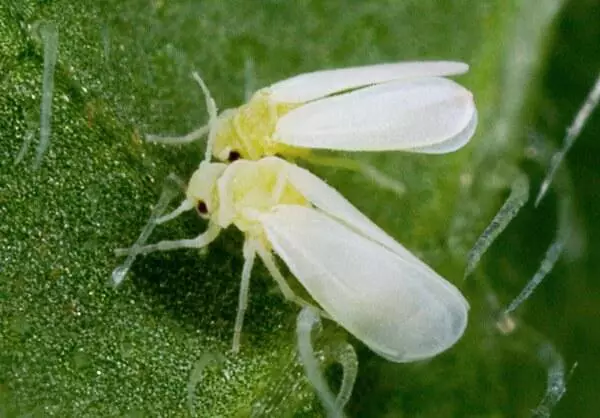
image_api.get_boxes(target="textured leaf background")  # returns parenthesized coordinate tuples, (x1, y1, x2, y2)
(1, 0, 598, 417)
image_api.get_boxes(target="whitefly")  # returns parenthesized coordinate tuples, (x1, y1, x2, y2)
(117, 157, 470, 363)
(148, 61, 478, 166)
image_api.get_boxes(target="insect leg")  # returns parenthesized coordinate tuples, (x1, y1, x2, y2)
(232, 239, 257, 353)
(191, 72, 219, 162)
(114, 222, 221, 256)
(255, 244, 314, 309)
(301, 154, 406, 198)
(145, 125, 210, 145)
(112, 173, 183, 285)
(154, 199, 194, 224)
(144, 71, 218, 150)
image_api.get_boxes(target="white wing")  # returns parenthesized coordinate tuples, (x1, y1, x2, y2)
(280, 158, 464, 297)
(283, 159, 414, 256)
(406, 107, 477, 154)
(268, 61, 469, 104)
(260, 205, 468, 362)
(275, 77, 476, 153)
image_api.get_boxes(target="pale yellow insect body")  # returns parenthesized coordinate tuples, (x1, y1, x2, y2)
(186, 157, 309, 247)
(211, 93, 307, 161)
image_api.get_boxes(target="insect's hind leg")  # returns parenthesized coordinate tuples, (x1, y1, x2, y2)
(232, 239, 257, 354)
(301, 154, 406, 199)
(255, 244, 320, 312)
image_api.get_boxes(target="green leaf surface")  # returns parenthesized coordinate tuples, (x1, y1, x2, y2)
(4, 0, 593, 417)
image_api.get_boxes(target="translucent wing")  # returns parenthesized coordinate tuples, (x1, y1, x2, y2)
(275, 77, 476, 153)
(282, 158, 453, 291)
(282, 158, 466, 297)
(283, 159, 417, 258)
(260, 205, 468, 362)
(268, 61, 469, 104)
(406, 107, 477, 154)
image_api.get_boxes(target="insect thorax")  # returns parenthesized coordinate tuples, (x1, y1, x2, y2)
(215, 158, 309, 246)
(212, 91, 309, 161)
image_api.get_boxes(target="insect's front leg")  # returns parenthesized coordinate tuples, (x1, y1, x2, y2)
(145, 125, 210, 145)
(190, 72, 221, 162)
(115, 223, 221, 256)
(144, 71, 219, 160)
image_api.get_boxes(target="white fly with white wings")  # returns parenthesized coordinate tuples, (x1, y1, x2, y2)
(119, 156, 468, 362)
(148, 61, 477, 162)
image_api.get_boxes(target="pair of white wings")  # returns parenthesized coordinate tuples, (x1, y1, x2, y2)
(267, 61, 477, 154)
(257, 158, 469, 362)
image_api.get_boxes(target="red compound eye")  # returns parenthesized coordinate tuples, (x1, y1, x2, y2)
(227, 150, 241, 162)
(196, 201, 208, 215)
